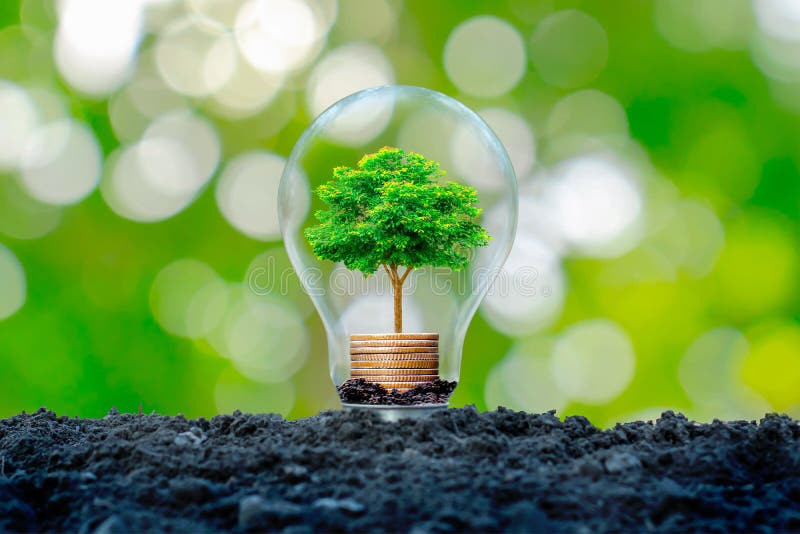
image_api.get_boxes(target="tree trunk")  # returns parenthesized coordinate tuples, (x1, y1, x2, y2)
(392, 267, 402, 333)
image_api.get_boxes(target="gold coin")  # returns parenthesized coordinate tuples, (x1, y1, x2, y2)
(350, 339, 438, 348)
(350, 353, 439, 361)
(350, 333, 439, 341)
(350, 346, 438, 355)
(350, 359, 439, 369)
(375, 381, 437, 390)
(351, 368, 437, 376)
(359, 375, 439, 383)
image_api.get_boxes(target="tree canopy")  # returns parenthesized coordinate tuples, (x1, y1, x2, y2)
(305, 146, 490, 276)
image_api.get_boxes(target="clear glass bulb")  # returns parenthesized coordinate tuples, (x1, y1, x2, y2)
(279, 85, 517, 417)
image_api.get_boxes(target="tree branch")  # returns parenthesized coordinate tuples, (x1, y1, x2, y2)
(399, 266, 412, 284)
(382, 264, 395, 283)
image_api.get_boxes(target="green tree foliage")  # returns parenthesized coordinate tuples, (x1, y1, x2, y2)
(305, 147, 490, 332)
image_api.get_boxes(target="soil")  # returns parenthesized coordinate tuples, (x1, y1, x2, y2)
(337, 379, 457, 405)
(1, 407, 800, 533)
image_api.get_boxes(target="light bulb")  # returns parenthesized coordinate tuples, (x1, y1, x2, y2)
(279, 85, 517, 418)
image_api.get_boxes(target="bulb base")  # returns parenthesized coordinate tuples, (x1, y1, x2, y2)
(341, 402, 448, 422)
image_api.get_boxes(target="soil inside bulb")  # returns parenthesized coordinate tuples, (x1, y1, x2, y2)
(337, 378, 457, 405)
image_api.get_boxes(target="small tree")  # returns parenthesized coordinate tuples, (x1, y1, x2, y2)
(305, 146, 490, 333)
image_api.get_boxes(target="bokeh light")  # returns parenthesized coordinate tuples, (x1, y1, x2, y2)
(0, 178, 62, 239)
(331, 0, 394, 43)
(668, 200, 725, 278)
(208, 286, 309, 384)
(0, 80, 39, 171)
(155, 15, 237, 98)
(481, 234, 565, 337)
(443, 16, 526, 98)
(714, 212, 798, 320)
(0, 244, 26, 320)
(54, 0, 143, 95)
(654, 0, 752, 52)
(530, 10, 608, 88)
(397, 105, 458, 172)
(235, 0, 333, 75)
(215, 151, 291, 241)
(143, 108, 220, 193)
(546, 90, 629, 150)
(19, 118, 102, 205)
(678, 327, 770, 420)
(544, 153, 643, 257)
(452, 107, 536, 188)
(741, 321, 800, 411)
(214, 365, 295, 416)
(485, 338, 568, 413)
(103, 108, 220, 222)
(753, 0, 800, 41)
(306, 43, 395, 145)
(550, 319, 636, 404)
(150, 259, 228, 339)
(245, 246, 315, 318)
(108, 52, 187, 142)
(103, 141, 193, 222)
(208, 51, 283, 118)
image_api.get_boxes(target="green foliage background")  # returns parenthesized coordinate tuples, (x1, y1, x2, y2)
(0, 0, 799, 425)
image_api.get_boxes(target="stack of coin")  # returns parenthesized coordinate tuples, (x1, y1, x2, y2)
(350, 333, 439, 392)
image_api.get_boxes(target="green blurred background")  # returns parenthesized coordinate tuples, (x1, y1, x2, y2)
(1, 0, 799, 426)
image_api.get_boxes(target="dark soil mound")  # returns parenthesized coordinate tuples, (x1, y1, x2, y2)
(1, 407, 799, 532)
(337, 378, 457, 405)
